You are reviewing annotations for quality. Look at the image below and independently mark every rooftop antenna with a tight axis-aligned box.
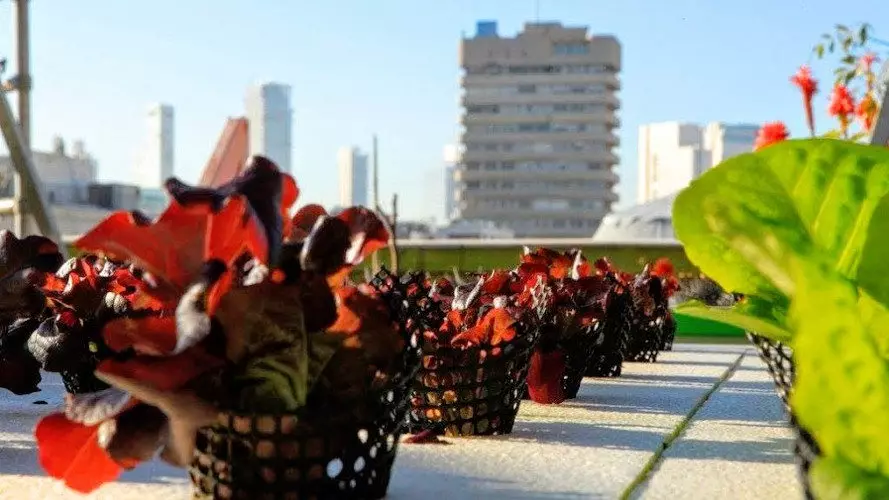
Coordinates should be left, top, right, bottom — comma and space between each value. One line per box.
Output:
535, 0, 540, 21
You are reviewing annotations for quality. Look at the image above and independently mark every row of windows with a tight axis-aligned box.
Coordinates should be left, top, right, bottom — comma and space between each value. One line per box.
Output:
464, 141, 610, 153
464, 84, 610, 97
469, 198, 607, 212
463, 161, 608, 172
464, 179, 608, 191
466, 122, 609, 134
466, 63, 614, 76
466, 103, 609, 115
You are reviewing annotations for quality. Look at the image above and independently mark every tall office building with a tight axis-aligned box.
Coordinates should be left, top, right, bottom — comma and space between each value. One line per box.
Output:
135, 103, 174, 188
337, 146, 369, 207
245, 82, 293, 172
637, 121, 758, 204
456, 21, 621, 237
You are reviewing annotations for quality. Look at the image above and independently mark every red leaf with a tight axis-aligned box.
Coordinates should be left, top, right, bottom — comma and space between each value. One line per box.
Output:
405, 430, 451, 445
96, 348, 223, 393
102, 315, 177, 355
450, 307, 517, 347
74, 208, 205, 295
526, 349, 567, 404
290, 204, 328, 240
328, 286, 392, 335
204, 195, 269, 268
35, 413, 122, 493
336, 207, 391, 265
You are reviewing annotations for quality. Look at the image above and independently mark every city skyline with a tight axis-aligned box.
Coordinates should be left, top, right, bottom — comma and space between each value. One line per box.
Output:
0, 0, 877, 221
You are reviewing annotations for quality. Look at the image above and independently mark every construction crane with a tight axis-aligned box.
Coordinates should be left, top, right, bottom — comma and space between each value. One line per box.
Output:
0, 0, 63, 251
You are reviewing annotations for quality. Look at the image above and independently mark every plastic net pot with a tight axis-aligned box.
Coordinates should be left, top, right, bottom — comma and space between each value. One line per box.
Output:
790, 413, 820, 500
189, 378, 411, 500
746, 332, 820, 499
586, 292, 631, 377
60, 360, 109, 395
660, 312, 676, 351
560, 323, 603, 399
189, 267, 424, 499
745, 332, 794, 407
624, 314, 662, 363
408, 324, 539, 437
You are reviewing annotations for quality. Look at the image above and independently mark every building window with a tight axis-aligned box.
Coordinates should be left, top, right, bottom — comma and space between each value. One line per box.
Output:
554, 43, 590, 55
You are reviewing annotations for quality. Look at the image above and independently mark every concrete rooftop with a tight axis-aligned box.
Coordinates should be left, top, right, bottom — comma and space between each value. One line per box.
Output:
0, 344, 803, 499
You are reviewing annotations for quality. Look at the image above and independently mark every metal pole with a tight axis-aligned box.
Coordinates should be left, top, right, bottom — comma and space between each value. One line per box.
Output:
12, 0, 31, 235
0, 89, 62, 246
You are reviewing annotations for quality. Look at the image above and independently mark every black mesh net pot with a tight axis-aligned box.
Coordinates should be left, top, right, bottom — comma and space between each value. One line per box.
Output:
790, 413, 820, 500
560, 322, 603, 399
745, 332, 820, 500
189, 373, 413, 500
586, 292, 631, 377
660, 311, 676, 351
624, 314, 663, 363
745, 332, 794, 407
408, 323, 540, 437
189, 267, 423, 500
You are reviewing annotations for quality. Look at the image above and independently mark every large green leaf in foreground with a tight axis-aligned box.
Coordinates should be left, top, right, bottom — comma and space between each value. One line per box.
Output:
791, 263, 889, 498
673, 139, 889, 335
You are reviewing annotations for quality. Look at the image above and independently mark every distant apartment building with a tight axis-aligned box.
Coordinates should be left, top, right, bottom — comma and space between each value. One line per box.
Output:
245, 83, 292, 172
637, 121, 758, 204
337, 146, 369, 207
0, 136, 97, 204
456, 21, 621, 237
135, 103, 175, 188
443, 144, 460, 222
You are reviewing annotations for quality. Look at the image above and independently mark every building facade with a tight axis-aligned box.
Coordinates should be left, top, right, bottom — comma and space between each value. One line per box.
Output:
135, 103, 175, 188
245, 83, 293, 172
337, 146, 369, 207
0, 137, 97, 204
456, 21, 621, 237
443, 144, 459, 223
636, 121, 757, 204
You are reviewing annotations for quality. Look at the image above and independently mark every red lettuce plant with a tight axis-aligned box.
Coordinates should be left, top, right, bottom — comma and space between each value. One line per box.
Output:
521, 248, 609, 404
33, 156, 397, 494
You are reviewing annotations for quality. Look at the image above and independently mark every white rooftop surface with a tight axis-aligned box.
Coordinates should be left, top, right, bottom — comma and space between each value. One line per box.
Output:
0, 344, 803, 499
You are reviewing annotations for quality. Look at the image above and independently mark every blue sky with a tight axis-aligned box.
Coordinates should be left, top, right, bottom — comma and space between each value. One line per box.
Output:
0, 1, 884, 221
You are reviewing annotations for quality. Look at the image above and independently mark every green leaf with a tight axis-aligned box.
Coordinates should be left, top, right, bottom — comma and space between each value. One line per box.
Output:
790, 262, 889, 486
829, 40, 837, 53
842, 54, 857, 65
810, 456, 889, 500
822, 129, 844, 139
857, 193, 889, 311
859, 24, 870, 45
673, 139, 889, 339
836, 24, 851, 34
815, 44, 826, 58
673, 298, 791, 341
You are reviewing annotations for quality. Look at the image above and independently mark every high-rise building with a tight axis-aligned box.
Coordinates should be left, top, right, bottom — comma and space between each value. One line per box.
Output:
136, 103, 175, 188
443, 144, 459, 222
245, 83, 292, 172
337, 146, 369, 207
456, 21, 621, 237
637, 121, 758, 204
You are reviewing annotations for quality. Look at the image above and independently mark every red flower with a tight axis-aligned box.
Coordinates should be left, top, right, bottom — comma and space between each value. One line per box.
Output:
753, 122, 790, 151
790, 65, 818, 136
828, 84, 856, 118
860, 52, 878, 72
856, 93, 878, 132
